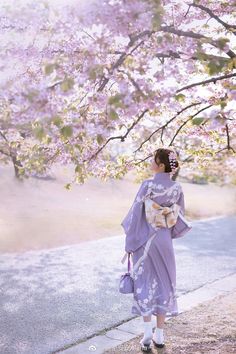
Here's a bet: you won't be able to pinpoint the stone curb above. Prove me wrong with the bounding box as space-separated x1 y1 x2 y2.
54 272 236 354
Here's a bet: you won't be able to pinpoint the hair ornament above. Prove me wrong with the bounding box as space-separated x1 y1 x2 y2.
168 151 178 177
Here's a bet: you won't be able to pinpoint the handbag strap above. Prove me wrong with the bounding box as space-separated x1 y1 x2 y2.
128 252 131 272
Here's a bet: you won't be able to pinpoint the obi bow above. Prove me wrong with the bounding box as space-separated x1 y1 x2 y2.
144 198 181 229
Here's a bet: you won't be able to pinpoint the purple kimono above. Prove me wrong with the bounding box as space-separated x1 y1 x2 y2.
121 172 192 317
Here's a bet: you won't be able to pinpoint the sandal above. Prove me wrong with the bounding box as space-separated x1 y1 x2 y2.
152 338 165 348
140 341 152 352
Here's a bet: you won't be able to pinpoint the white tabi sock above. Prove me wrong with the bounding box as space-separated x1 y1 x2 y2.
139 321 153 345
153 327 164 344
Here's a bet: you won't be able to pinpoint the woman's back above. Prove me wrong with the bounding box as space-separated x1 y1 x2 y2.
144 172 183 209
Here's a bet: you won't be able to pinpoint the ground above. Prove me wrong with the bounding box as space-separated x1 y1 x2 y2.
103 289 236 354
0 164 236 253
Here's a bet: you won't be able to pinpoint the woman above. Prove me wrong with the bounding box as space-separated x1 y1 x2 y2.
121 148 192 352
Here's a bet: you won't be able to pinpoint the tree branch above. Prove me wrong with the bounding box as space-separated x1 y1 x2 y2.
83 109 149 162
0 131 9 143
160 25 204 40
134 101 202 153
189 3 236 35
97 31 153 92
133 154 154 165
0 148 11 157
225 123 234 152
159 25 236 59
117 69 146 97
155 50 230 63
97 23 236 92
176 73 236 93
168 104 212 146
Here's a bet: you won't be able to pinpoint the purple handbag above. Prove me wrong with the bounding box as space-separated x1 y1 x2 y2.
119 253 134 294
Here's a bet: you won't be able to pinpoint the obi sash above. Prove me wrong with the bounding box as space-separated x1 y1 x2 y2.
144 198 181 229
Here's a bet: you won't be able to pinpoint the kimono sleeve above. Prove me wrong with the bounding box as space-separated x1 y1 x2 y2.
121 180 151 253
176 185 185 216
171 184 192 239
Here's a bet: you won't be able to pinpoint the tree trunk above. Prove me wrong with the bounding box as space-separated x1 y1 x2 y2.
11 155 24 180
172 167 180 181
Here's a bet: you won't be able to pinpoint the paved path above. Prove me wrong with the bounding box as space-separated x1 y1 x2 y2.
0 215 236 354
102 284 236 354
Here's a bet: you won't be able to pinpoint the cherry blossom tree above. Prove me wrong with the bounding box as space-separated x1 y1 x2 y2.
0 0 235 186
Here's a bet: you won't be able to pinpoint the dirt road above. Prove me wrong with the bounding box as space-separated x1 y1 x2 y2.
104 289 236 354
